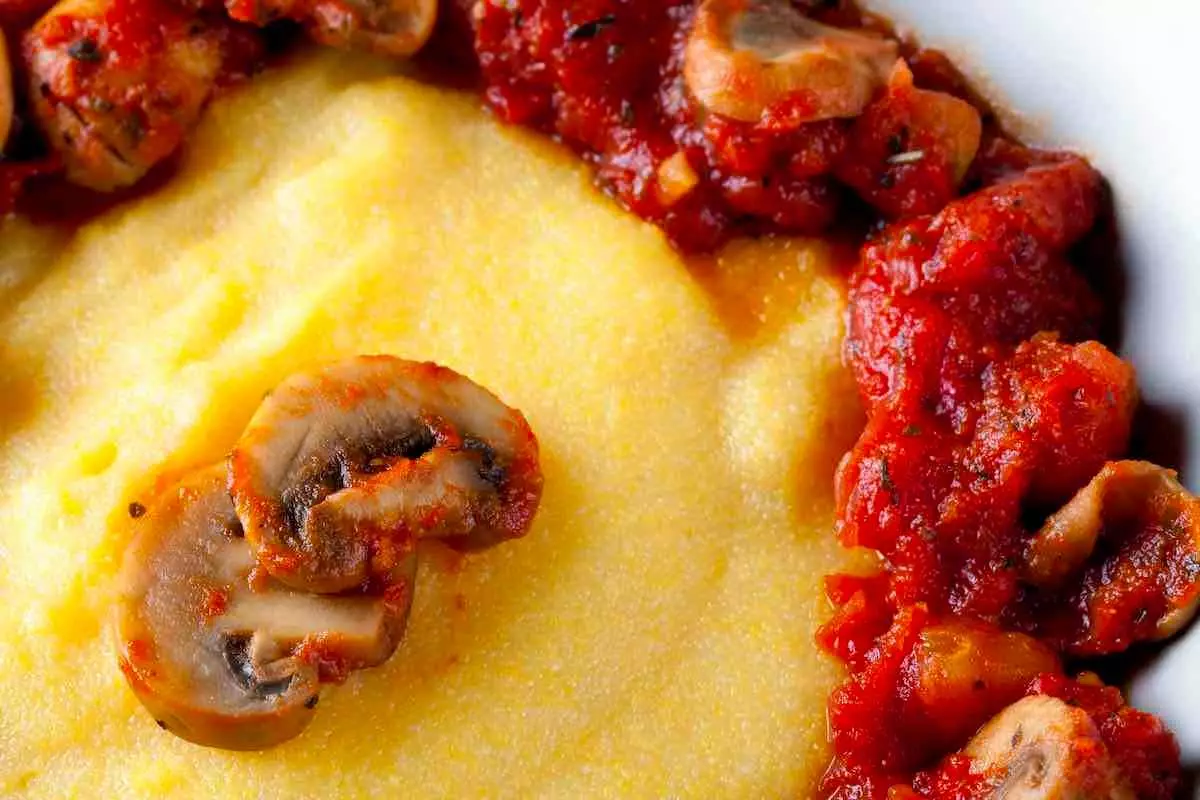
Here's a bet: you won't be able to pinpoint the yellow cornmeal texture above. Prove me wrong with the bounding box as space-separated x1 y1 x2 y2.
0 51 864 799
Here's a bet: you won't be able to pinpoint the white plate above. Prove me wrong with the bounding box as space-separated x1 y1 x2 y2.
870 0 1200 776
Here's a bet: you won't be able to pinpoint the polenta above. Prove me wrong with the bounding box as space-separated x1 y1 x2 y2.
0 51 862 798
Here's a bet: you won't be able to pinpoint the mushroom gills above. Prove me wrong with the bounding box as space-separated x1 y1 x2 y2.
279 419 438 534
223 634 300 699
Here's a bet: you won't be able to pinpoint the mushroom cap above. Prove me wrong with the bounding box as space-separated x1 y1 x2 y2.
1024 460 1200 649
331 0 437 57
23 0 227 191
965 695 1134 800
230 356 542 593
908 620 1060 752
683 0 898 124
115 464 414 750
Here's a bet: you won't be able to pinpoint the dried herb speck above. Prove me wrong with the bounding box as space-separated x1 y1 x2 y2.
879 457 898 504
68 38 103 63
619 100 634 126
567 13 616 41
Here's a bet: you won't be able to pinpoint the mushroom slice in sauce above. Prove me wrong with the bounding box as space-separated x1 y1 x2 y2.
226 0 436 57
1024 460 1200 641
906 621 1060 752
325 0 437 57
229 356 543 594
115 464 413 750
683 0 898 124
23 0 233 191
965 695 1134 800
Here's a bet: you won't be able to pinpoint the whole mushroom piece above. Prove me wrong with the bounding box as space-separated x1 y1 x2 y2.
1023 460 1200 652
683 0 898 125
115 464 414 750
965 695 1134 800
224 0 436 57
229 356 543 594
905 620 1060 754
23 0 244 191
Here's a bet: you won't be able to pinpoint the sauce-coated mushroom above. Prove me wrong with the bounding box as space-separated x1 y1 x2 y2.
225 0 436 57
229 356 543 594
965 695 1134 800
115 464 414 750
1024 460 1200 652
906 621 1060 753
23 0 243 190
683 0 898 124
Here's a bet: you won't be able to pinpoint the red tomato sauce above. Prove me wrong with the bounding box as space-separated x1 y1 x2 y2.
467 2 1187 797
0 0 1188 793
471 0 913 252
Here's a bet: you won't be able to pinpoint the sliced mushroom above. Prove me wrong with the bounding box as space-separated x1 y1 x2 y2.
907 620 1060 752
1026 461 1177 587
115 464 414 750
683 0 898 124
225 0 436 57
1024 460 1200 642
229 356 543 594
965 695 1134 800
319 0 436 56
24 0 233 191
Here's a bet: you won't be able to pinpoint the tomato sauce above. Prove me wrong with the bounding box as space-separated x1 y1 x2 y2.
0 0 1189 794
467 1 1188 797
471 0 861 252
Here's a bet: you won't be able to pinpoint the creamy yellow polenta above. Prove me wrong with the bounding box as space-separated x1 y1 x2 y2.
0 50 863 798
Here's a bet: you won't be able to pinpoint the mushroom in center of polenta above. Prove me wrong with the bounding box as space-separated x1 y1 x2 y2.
115 356 543 749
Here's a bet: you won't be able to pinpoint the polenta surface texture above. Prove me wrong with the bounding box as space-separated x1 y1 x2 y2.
0 51 862 799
